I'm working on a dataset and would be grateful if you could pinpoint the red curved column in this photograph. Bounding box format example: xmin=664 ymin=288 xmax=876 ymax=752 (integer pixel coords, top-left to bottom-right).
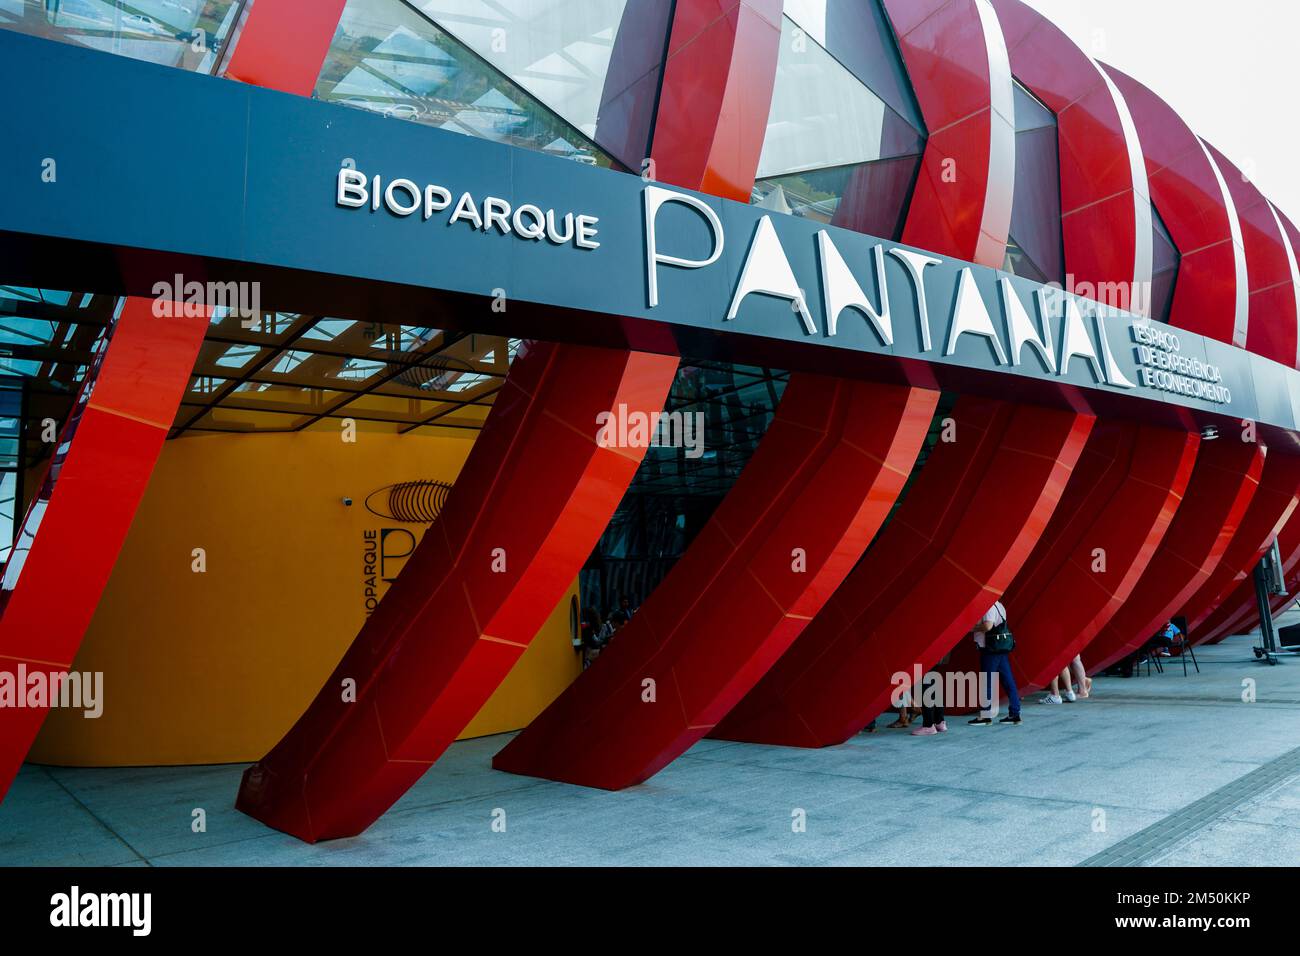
xmin=883 ymin=0 xmax=1015 ymax=268
xmin=711 ymin=398 xmax=1092 ymax=748
xmin=1196 ymin=579 xmax=1262 ymax=645
xmin=1010 ymin=425 xmax=1197 ymax=687
xmin=991 ymin=0 xmax=1153 ymax=313
xmin=1083 ymin=440 xmax=1264 ymax=672
xmin=649 ymin=0 xmax=783 ymax=201
xmin=1198 ymin=525 xmax=1300 ymax=643
xmin=1196 ymin=509 xmax=1300 ymax=642
xmin=1194 ymin=568 xmax=1266 ymax=644
xmin=941 ymin=420 xmax=1136 ymax=694
xmin=1200 ymin=567 xmax=1298 ymax=645
xmin=1273 ymin=206 xmax=1300 ymax=367
xmin=488 ymin=0 xmax=843 ymax=791
xmin=1200 ymin=143 xmax=1300 ymax=365
xmin=1185 ymin=452 xmax=1300 ymax=632
xmin=0 ymin=0 xmax=348 ymax=804
xmin=945 ymin=422 xmax=1198 ymax=691
xmin=1179 ymin=450 xmax=1300 ymax=635
xmin=0 ymin=301 xmax=208 ymax=799
xmin=1103 ymin=66 xmax=1247 ymax=345
xmin=237 ymin=343 xmax=678 ymax=839
xmin=492 ymin=379 xmax=939 ymax=788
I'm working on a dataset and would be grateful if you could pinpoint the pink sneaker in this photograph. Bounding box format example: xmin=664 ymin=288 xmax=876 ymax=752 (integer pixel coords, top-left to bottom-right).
xmin=911 ymin=725 xmax=938 ymax=736
xmin=935 ymin=720 xmax=948 ymax=733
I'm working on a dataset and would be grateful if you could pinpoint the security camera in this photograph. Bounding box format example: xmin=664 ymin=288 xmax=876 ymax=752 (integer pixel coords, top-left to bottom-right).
xmin=342 ymin=496 xmax=353 ymax=506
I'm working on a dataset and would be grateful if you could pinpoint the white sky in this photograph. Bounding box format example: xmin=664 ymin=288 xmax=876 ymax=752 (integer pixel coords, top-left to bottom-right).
xmin=1020 ymin=0 xmax=1300 ymax=221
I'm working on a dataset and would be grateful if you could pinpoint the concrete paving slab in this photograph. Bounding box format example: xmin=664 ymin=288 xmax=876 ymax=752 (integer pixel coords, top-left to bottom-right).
xmin=1 ymin=634 xmax=1297 ymax=866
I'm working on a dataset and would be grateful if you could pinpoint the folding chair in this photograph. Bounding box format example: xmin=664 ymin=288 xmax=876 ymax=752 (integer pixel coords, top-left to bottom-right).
xmin=1131 ymin=644 xmax=1161 ymax=676
xmin=1170 ymin=630 xmax=1199 ymax=674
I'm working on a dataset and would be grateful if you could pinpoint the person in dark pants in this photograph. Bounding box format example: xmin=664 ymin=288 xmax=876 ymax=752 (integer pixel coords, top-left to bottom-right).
xmin=912 ymin=651 xmax=950 ymax=735
xmin=969 ymin=600 xmax=1022 ymax=726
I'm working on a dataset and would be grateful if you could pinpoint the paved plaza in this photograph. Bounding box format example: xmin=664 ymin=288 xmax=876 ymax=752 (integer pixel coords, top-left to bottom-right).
xmin=2 ymin=633 xmax=1297 ymax=867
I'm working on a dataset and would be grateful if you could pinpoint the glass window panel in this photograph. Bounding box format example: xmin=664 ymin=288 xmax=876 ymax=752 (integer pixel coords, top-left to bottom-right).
xmin=252 ymin=353 xmax=388 ymax=389
xmin=1153 ymin=203 xmax=1180 ymax=275
xmin=756 ymin=15 xmax=924 ymax=180
xmin=187 ymin=374 xmax=227 ymax=396
xmin=1007 ymin=123 xmax=1064 ymax=284
xmin=781 ymin=0 xmax=925 ymax=135
xmin=301 ymin=319 xmax=360 ymax=343
xmin=0 ymin=470 xmax=16 ymax=558
xmin=1150 ymin=203 xmax=1180 ymax=324
xmin=754 ymin=151 xmax=921 ymax=240
xmin=0 ymin=317 xmax=58 ymax=346
xmin=267 ymin=350 xmax=313 ymax=375
xmin=208 ymin=343 xmax=264 ymax=370
xmin=366 ymin=324 xmax=441 ymax=354
xmin=330 ymin=357 xmax=388 ymax=382
xmin=208 ymin=311 xmax=303 ymax=343
xmin=416 ymin=0 xmax=670 ymax=168
xmin=0 ymin=0 xmax=242 ymax=74
xmin=0 ymin=358 xmax=41 ymax=377
xmin=318 ymin=0 xmax=613 ymax=165
xmin=1002 ymin=236 xmax=1049 ymax=284
xmin=384 ymin=357 xmax=493 ymax=394
xmin=1013 ymin=80 xmax=1055 ymax=133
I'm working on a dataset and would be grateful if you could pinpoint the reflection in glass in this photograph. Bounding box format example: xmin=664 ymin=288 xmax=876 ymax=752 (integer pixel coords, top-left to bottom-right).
xmin=0 ymin=0 xmax=243 ymax=73
xmin=317 ymin=0 xmax=613 ymax=166
xmin=583 ymin=362 xmax=790 ymax=612
xmin=1150 ymin=204 xmax=1180 ymax=324
xmin=417 ymin=0 xmax=671 ymax=169
xmin=751 ymin=14 xmax=924 ymax=242
xmin=1004 ymin=81 xmax=1064 ymax=284
xmin=781 ymin=0 xmax=925 ymax=135
xmin=173 ymin=316 xmax=512 ymax=436
xmin=0 ymin=385 xmax=20 ymax=565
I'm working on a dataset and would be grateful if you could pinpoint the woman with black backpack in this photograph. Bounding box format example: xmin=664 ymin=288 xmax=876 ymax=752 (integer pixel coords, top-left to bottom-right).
xmin=968 ymin=600 xmax=1022 ymax=726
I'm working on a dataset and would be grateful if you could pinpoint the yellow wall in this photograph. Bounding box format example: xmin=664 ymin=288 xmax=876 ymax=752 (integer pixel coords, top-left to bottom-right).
xmin=30 ymin=429 xmax=582 ymax=766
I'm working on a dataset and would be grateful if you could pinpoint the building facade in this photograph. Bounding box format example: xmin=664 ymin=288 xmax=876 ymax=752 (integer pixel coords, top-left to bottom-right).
xmin=1 ymin=0 xmax=1298 ymax=841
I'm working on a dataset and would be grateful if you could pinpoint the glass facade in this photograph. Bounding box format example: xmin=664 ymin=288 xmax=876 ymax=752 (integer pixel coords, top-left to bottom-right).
xmin=172 ymin=311 xmax=509 ymax=435
xmin=1150 ymin=203 xmax=1180 ymax=324
xmin=0 ymin=0 xmax=243 ymax=73
xmin=583 ymin=362 xmax=789 ymax=614
xmin=585 ymin=0 xmax=935 ymax=613
xmin=751 ymin=5 xmax=925 ymax=241
xmin=781 ymin=0 xmax=924 ymax=133
xmin=315 ymin=0 xmax=617 ymax=167
xmin=1003 ymin=80 xmax=1064 ymax=284
xmin=0 ymin=287 xmax=112 ymax=564
xmin=0 ymin=383 xmax=21 ymax=565
xmin=415 ymin=0 xmax=672 ymax=170
xmin=0 ymin=0 xmax=1209 ymax=596
xmin=0 ymin=287 xmax=114 ymax=580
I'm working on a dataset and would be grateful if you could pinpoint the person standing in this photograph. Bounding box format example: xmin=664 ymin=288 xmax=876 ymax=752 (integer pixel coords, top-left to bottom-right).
xmin=968 ymin=600 xmax=1021 ymax=726
xmin=1041 ymin=653 xmax=1092 ymax=704
xmin=911 ymin=651 xmax=950 ymax=736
